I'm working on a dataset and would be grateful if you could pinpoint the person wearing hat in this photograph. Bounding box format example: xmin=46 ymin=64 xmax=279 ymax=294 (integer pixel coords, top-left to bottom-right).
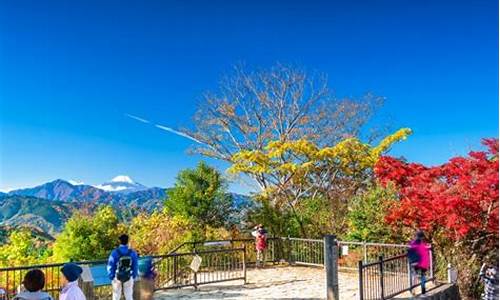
xmin=408 ymin=230 xmax=431 ymax=295
xmin=59 ymin=263 xmax=85 ymax=300
xmin=13 ymin=269 xmax=53 ymax=300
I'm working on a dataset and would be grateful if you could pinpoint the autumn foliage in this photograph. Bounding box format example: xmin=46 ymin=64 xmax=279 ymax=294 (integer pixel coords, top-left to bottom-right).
xmin=375 ymin=138 xmax=498 ymax=241
xmin=375 ymin=138 xmax=499 ymax=298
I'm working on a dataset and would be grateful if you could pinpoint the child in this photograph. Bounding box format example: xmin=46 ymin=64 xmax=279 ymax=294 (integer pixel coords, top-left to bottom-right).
xmin=252 ymin=224 xmax=267 ymax=267
xmin=480 ymin=262 xmax=499 ymax=300
xmin=13 ymin=269 xmax=53 ymax=300
xmin=59 ymin=263 xmax=85 ymax=300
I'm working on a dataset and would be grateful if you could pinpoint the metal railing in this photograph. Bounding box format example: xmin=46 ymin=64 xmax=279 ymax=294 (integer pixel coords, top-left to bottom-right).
xmin=174 ymin=238 xmax=283 ymax=265
xmin=0 ymin=259 xmax=109 ymax=299
xmin=175 ymin=237 xmax=409 ymax=270
xmin=0 ymin=247 xmax=246 ymax=299
xmin=154 ymin=247 xmax=246 ymax=290
xmin=358 ymin=248 xmax=434 ymax=300
xmin=0 ymin=236 xmax=423 ymax=299
xmin=338 ymin=241 xmax=408 ymax=270
xmin=287 ymin=237 xmax=324 ymax=266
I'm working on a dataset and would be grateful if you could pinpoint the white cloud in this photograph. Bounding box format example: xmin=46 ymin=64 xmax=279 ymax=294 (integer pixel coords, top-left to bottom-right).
xmin=68 ymin=180 xmax=85 ymax=185
xmin=94 ymin=184 xmax=128 ymax=192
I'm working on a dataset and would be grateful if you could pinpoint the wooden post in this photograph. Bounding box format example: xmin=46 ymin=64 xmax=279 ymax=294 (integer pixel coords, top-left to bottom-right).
xmin=133 ymin=278 xmax=155 ymax=300
xmin=79 ymin=265 xmax=94 ymax=300
xmin=324 ymin=235 xmax=339 ymax=300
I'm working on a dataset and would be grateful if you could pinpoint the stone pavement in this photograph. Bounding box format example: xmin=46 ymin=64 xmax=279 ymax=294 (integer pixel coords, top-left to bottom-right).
xmin=154 ymin=266 xmax=360 ymax=299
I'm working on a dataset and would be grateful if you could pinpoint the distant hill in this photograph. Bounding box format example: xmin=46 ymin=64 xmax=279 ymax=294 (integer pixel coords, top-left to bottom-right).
xmin=9 ymin=178 xmax=167 ymax=207
xmin=9 ymin=179 xmax=114 ymax=202
xmin=2 ymin=178 xmax=256 ymax=237
xmin=0 ymin=194 xmax=75 ymax=236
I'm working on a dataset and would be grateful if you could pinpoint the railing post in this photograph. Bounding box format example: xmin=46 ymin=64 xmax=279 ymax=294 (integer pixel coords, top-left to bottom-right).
xmin=324 ymin=235 xmax=339 ymax=300
xmin=243 ymin=246 xmax=247 ymax=284
xmin=407 ymin=259 xmax=413 ymax=293
xmin=379 ymin=256 xmax=384 ymax=299
xmin=358 ymin=260 xmax=364 ymax=300
xmin=287 ymin=236 xmax=292 ymax=264
xmin=363 ymin=241 xmax=368 ymax=263
xmin=193 ymin=270 xmax=198 ymax=290
xmin=272 ymin=237 xmax=276 ymax=263
xmin=429 ymin=247 xmax=434 ymax=281
xmin=173 ymin=256 xmax=178 ymax=285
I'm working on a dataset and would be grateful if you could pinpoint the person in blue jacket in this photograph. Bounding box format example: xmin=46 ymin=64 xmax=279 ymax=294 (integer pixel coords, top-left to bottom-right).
xmin=107 ymin=234 xmax=138 ymax=300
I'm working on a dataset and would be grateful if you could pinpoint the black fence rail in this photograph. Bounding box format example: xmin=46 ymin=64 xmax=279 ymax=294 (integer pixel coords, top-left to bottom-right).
xmin=154 ymin=247 xmax=246 ymax=290
xmin=174 ymin=238 xmax=410 ymax=270
xmin=338 ymin=241 xmax=408 ymax=270
xmin=358 ymin=249 xmax=434 ymax=300
xmin=287 ymin=238 xmax=324 ymax=266
xmin=0 ymin=259 xmax=109 ymax=300
xmin=0 ymin=237 xmax=422 ymax=300
xmin=0 ymin=247 xmax=246 ymax=300
xmin=174 ymin=238 xmax=283 ymax=265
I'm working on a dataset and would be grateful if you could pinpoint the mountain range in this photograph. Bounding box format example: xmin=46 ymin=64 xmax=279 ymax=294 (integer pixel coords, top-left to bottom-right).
xmin=1 ymin=176 xmax=254 ymax=237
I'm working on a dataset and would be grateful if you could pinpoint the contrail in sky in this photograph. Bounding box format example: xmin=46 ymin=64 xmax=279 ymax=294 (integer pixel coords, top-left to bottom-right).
xmin=125 ymin=113 xmax=202 ymax=144
xmin=154 ymin=124 xmax=202 ymax=144
xmin=125 ymin=114 xmax=151 ymax=124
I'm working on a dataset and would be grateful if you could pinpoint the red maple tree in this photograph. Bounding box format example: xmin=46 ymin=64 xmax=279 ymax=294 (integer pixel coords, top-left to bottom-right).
xmin=375 ymin=138 xmax=498 ymax=242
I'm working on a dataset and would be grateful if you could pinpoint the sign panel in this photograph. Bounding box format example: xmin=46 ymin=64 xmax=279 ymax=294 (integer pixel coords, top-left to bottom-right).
xmin=190 ymin=255 xmax=202 ymax=272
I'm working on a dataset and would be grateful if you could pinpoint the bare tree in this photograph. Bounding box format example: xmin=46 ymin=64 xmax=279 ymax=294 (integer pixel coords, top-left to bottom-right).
xmin=183 ymin=64 xmax=384 ymax=191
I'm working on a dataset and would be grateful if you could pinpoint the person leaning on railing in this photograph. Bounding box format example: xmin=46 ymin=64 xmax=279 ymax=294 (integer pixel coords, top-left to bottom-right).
xmin=13 ymin=269 xmax=53 ymax=300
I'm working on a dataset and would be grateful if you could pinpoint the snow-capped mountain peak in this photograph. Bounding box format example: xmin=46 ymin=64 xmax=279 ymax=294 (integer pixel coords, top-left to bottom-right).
xmin=95 ymin=175 xmax=147 ymax=194
xmin=111 ymin=175 xmax=135 ymax=184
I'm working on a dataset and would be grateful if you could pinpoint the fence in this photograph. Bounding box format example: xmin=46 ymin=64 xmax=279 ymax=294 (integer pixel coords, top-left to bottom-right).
xmin=0 ymin=237 xmax=418 ymax=299
xmin=338 ymin=241 xmax=408 ymax=270
xmin=172 ymin=238 xmax=409 ymax=270
xmin=154 ymin=247 xmax=246 ymax=290
xmin=358 ymin=248 xmax=434 ymax=300
xmin=0 ymin=247 xmax=246 ymax=299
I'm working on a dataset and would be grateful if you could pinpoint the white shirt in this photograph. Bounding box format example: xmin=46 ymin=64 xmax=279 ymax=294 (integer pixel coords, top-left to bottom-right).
xmin=60 ymin=281 xmax=86 ymax=300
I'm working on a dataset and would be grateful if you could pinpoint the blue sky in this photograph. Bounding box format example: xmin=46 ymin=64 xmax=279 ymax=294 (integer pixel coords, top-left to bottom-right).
xmin=0 ymin=0 xmax=498 ymax=193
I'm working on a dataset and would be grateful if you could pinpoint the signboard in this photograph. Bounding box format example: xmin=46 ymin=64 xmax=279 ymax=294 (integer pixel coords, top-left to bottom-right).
xmin=341 ymin=245 xmax=349 ymax=256
xmin=89 ymin=264 xmax=112 ymax=287
xmin=80 ymin=265 xmax=93 ymax=283
xmin=190 ymin=255 xmax=202 ymax=272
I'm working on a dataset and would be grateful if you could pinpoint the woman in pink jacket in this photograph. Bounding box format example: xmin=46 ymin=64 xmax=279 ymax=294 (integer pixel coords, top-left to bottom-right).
xmin=408 ymin=230 xmax=431 ymax=295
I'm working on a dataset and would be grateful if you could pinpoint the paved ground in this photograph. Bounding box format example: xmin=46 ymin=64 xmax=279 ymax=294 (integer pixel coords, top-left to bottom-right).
xmin=154 ymin=266 xmax=360 ymax=299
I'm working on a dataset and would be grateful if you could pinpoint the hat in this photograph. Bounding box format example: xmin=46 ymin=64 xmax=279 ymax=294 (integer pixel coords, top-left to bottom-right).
xmin=61 ymin=263 xmax=83 ymax=282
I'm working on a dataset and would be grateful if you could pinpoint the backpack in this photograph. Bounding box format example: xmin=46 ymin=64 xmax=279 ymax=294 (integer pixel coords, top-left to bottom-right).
xmin=116 ymin=249 xmax=133 ymax=282
xmin=407 ymin=247 xmax=420 ymax=265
